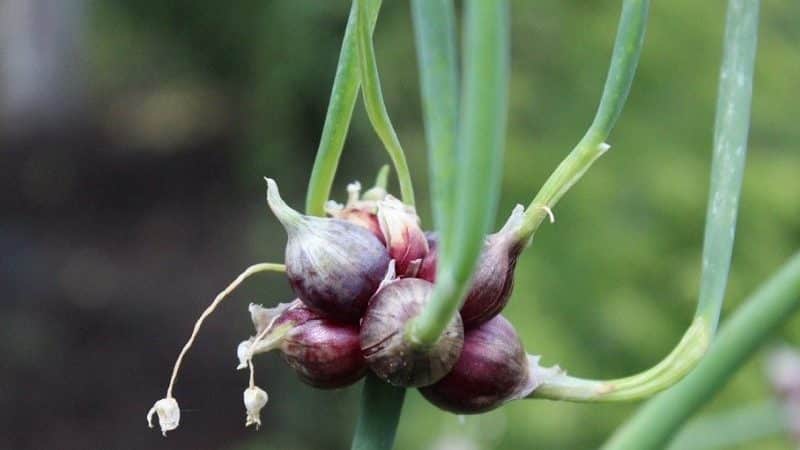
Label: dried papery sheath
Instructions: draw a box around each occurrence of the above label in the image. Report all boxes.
[265,178,390,322]
[459,205,526,328]
[325,181,386,244]
[377,196,429,277]
[420,315,539,414]
[360,278,464,387]
[243,302,367,388]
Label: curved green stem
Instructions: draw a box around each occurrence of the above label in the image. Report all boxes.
[531,317,711,402]
[409,0,509,348]
[304,0,380,216]
[516,0,650,242]
[350,374,406,450]
[355,0,415,206]
[411,0,459,241]
[529,0,756,402]
[603,251,799,450]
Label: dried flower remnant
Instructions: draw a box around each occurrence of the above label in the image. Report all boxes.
[146,262,285,436]
[147,397,180,436]
[243,385,269,429]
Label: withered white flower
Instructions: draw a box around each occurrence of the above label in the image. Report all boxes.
[146,262,286,435]
[237,340,253,370]
[244,386,269,429]
[147,397,180,436]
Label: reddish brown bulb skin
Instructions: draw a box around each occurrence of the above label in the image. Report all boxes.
[332,207,385,245]
[417,232,438,283]
[276,306,367,389]
[419,314,528,414]
[458,234,523,328]
[360,278,464,388]
[377,197,429,277]
[286,218,390,323]
[417,231,522,329]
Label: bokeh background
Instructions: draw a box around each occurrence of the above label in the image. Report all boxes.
[1,1,798,449]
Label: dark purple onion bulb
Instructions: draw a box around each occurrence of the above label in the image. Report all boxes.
[266,178,390,322]
[417,232,438,283]
[245,302,367,389]
[419,314,536,414]
[418,206,525,329]
[360,278,464,387]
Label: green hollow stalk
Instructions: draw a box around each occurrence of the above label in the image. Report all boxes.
[603,251,800,450]
[408,0,509,348]
[304,0,380,216]
[350,374,406,450]
[411,0,459,242]
[531,0,756,402]
[515,0,650,242]
[355,0,415,207]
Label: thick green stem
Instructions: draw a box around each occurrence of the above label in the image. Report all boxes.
[529,0,756,402]
[603,252,800,450]
[355,0,415,206]
[411,0,459,244]
[408,0,509,348]
[516,0,650,242]
[304,0,380,216]
[350,374,406,450]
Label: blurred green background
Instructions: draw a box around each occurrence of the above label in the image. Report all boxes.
[1,1,798,449]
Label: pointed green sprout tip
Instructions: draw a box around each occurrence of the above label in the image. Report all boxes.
[373,165,390,191]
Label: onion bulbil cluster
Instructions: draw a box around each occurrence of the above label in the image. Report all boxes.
[148,179,541,436]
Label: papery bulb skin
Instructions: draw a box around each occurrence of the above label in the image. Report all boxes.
[377,196,429,277]
[459,205,525,328]
[419,315,532,414]
[266,178,390,322]
[360,278,463,387]
[325,182,386,244]
[249,303,367,389]
[417,232,438,283]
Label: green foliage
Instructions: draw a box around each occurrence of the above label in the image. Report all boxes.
[91,0,800,448]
